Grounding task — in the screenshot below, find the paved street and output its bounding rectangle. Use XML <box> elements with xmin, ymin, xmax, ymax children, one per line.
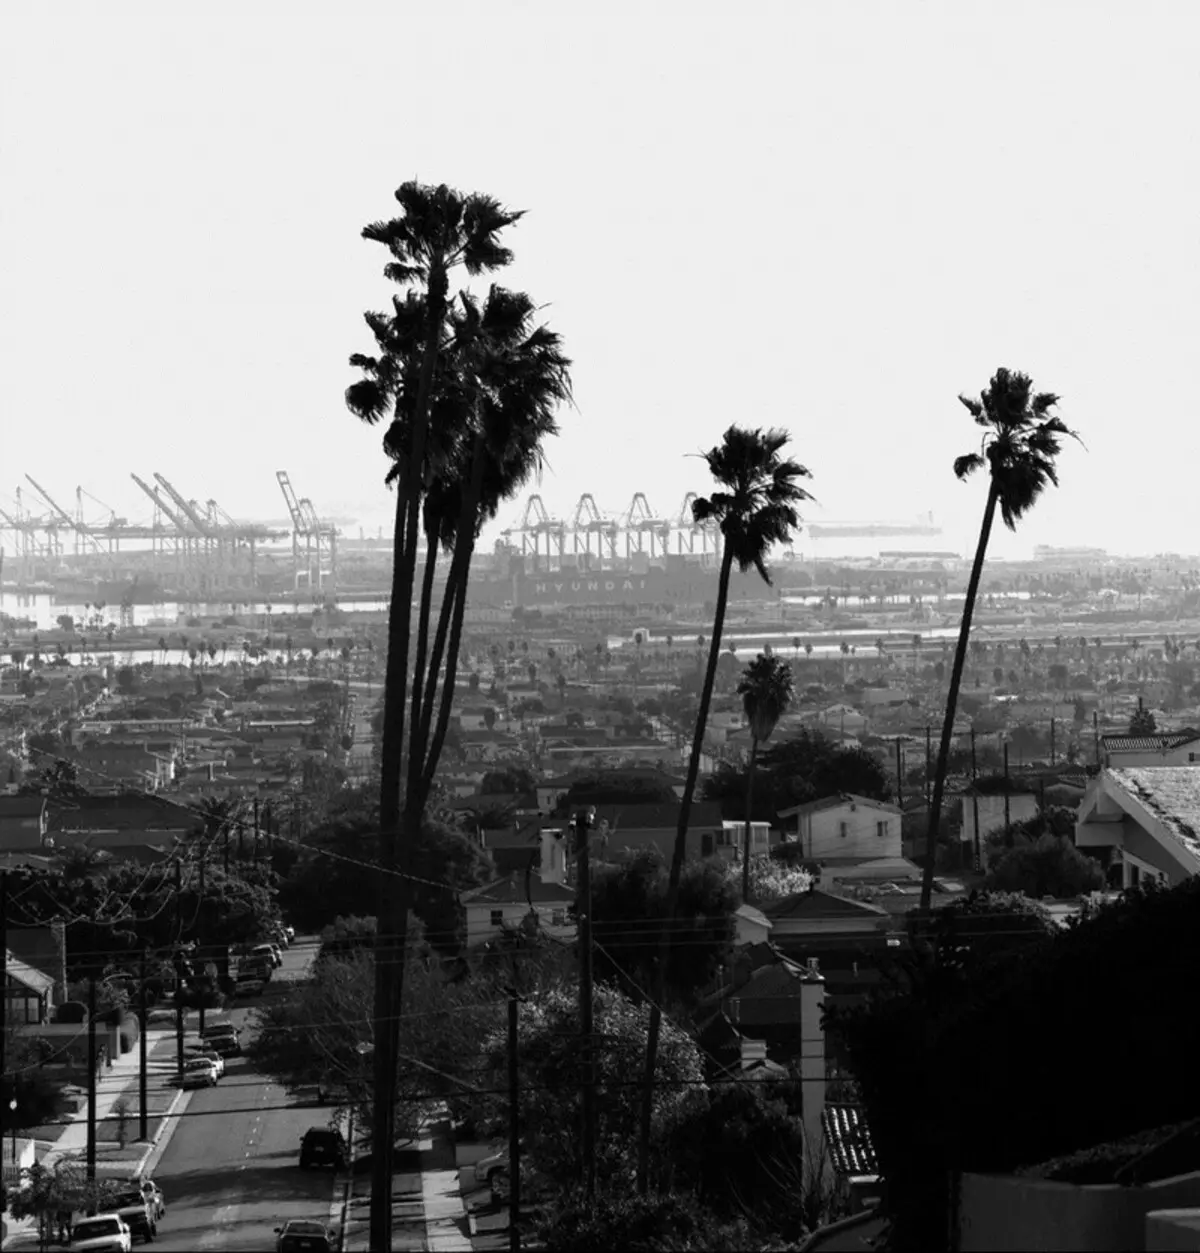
<box><xmin>149</xmin><ymin>939</ymin><xmax>341</xmax><ymax>1251</ymax></box>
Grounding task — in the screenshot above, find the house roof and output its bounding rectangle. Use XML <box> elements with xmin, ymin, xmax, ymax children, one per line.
<box><xmin>462</xmin><ymin>873</ymin><xmax>575</xmax><ymax>906</ymax></box>
<box><xmin>763</xmin><ymin>888</ymin><xmax>889</xmax><ymax>921</ymax></box>
<box><xmin>822</xmin><ymin>856</ymin><xmax>922</xmax><ymax>882</ymax></box>
<box><xmin>4</xmin><ymin>952</ymin><xmax>55</xmax><ymax>996</ymax></box>
<box><xmin>1106</xmin><ymin>767</ymin><xmax>1200</xmax><ymax>864</ymax></box>
<box><xmin>593</xmin><ymin>801</ymin><xmax>723</xmax><ymax>830</ymax></box>
<box><xmin>821</xmin><ymin>1104</ymin><xmax>879</xmax><ymax>1179</ymax></box>
<box><xmin>734</xmin><ymin>903</ymin><xmax>773</xmax><ymax>930</ymax></box>
<box><xmin>778</xmin><ymin>793</ymin><xmax>903</xmax><ymax>820</ymax></box>
<box><xmin>47</xmin><ymin>793</ymin><xmax>201</xmax><ymax>832</ymax></box>
<box><xmin>1101</xmin><ymin>732</ymin><xmax>1200</xmax><ymax>752</ymax></box>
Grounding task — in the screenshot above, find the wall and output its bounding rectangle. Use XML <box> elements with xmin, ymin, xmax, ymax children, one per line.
<box><xmin>957</xmin><ymin>1169</ymin><xmax>1200</xmax><ymax>1253</ymax></box>
<box><xmin>1105</xmin><ymin>746</ymin><xmax>1200</xmax><ymax>768</ymax></box>
<box><xmin>464</xmin><ymin>902</ymin><xmax>573</xmax><ymax>948</ymax></box>
<box><xmin>798</xmin><ymin>804</ymin><xmax>901</xmax><ymax>861</ymax></box>
<box><xmin>960</xmin><ymin>793</ymin><xmax>1040</xmax><ymax>846</ymax></box>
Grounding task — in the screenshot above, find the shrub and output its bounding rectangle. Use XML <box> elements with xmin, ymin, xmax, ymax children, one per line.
<box><xmin>539</xmin><ymin>1192</ymin><xmax>760</xmax><ymax>1252</ymax></box>
<box><xmin>53</xmin><ymin>1001</ymin><xmax>88</xmax><ymax>1025</ymax></box>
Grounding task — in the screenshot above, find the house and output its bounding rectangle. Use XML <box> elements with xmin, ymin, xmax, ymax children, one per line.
<box><xmin>460</xmin><ymin>827</ymin><xmax>576</xmax><ymax>946</ymax></box>
<box><xmin>4</xmin><ymin>951</ymin><xmax>57</xmax><ymax>1024</ymax></box>
<box><xmin>816</xmin><ymin>705</ymin><xmax>868</xmax><ymax>734</ymax></box>
<box><xmin>478</xmin><ymin>821</ymin><xmax>543</xmax><ymax>875</ymax></box>
<box><xmin>589</xmin><ymin>801</ymin><xmax>725</xmax><ymax>861</ymax></box>
<box><xmin>1075</xmin><ymin>767</ymin><xmax>1200</xmax><ymax>888</ymax></box>
<box><xmin>5</xmin><ymin>925</ymin><xmax>66</xmax><ymax>1006</ymax></box>
<box><xmin>762</xmin><ymin>888</ymin><xmax>893</xmax><ymax>946</ymax></box>
<box><xmin>957</xmin><ymin>787</ymin><xmax>1040</xmax><ymax>847</ymax></box>
<box><xmin>46</xmin><ymin>793</ymin><xmax>201</xmax><ymax>860</ymax></box>
<box><xmin>68</xmin><ymin>743</ymin><xmax>174</xmax><ymax>790</ymax></box>
<box><xmin>0</xmin><ymin>796</ymin><xmax>48</xmax><ymax>852</ymax></box>
<box><xmin>777</xmin><ymin>794</ymin><xmax>904</xmax><ymax>861</ymax></box>
<box><xmin>1098</xmin><ymin>730</ymin><xmax>1200</xmax><ymax>768</ymax></box>
<box><xmin>457</xmin><ymin>707</ymin><xmax>501</xmax><ymax>732</ymax></box>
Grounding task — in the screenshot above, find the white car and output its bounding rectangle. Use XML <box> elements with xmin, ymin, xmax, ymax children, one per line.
<box><xmin>186</xmin><ymin>1044</ymin><xmax>224</xmax><ymax>1077</ymax></box>
<box><xmin>181</xmin><ymin>1057</ymin><xmax>220</xmax><ymax>1088</ymax></box>
<box><xmin>68</xmin><ymin>1213</ymin><xmax>132</xmax><ymax>1252</ymax></box>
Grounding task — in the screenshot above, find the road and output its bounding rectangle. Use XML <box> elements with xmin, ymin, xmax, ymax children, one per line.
<box><xmin>149</xmin><ymin>939</ymin><xmax>341</xmax><ymax>1252</ymax></box>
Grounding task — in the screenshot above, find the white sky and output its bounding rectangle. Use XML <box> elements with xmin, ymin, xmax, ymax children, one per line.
<box><xmin>2</xmin><ymin>2</ymin><xmax>1197</xmax><ymax>561</ymax></box>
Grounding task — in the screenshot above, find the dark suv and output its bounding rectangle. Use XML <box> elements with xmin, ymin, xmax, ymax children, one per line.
<box><xmin>299</xmin><ymin>1127</ymin><xmax>348</xmax><ymax>1171</ymax></box>
<box><xmin>202</xmin><ymin>1024</ymin><xmax>241</xmax><ymax>1057</ymax></box>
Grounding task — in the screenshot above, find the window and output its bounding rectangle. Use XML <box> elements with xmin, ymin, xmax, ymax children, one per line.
<box><xmin>839</xmin><ymin>821</ymin><xmax>848</xmax><ymax>839</ymax></box>
<box><xmin>489</xmin><ymin>910</ymin><xmax>504</xmax><ymax>927</ymax></box>
<box><xmin>877</xmin><ymin>820</ymin><xmax>889</xmax><ymax>838</ymax></box>
<box><xmin>551</xmin><ymin>908</ymin><xmax>566</xmax><ymax>926</ymax></box>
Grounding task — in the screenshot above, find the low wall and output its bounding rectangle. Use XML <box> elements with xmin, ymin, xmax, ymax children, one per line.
<box><xmin>958</xmin><ymin>1170</ymin><xmax>1200</xmax><ymax>1252</ymax></box>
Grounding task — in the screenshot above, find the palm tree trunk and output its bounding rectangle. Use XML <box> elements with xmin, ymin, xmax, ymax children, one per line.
<box><xmin>406</xmin><ymin>530</ymin><xmax>440</xmax><ymax>798</ymax></box>
<box><xmin>742</xmin><ymin>737</ymin><xmax>759</xmax><ymax>903</ymax></box>
<box><xmin>919</xmin><ymin>480</ymin><xmax>999</xmax><ymax>912</ymax></box>
<box><xmin>371</xmin><ymin>262</ymin><xmax>447</xmax><ymax>1253</ymax></box>
<box><xmin>637</xmin><ymin>541</ymin><xmax>735</xmax><ymax>1194</ymax></box>
<box><xmin>422</xmin><ymin>537</ymin><xmax>476</xmax><ymax>800</ymax></box>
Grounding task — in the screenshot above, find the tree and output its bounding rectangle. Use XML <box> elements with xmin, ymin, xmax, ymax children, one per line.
<box><xmin>640</xmin><ymin>425</ymin><xmax>812</xmax><ymax>1193</ymax></box>
<box><xmin>1129</xmin><ymin>705</ymin><xmax>1157</xmax><ymax>736</ymax></box>
<box><xmin>736</xmin><ymin>654</ymin><xmax>794</xmax><ymax>901</ymax></box>
<box><xmin>590</xmin><ymin>854</ymin><xmax>738</xmax><ymax>1004</ymax></box>
<box><xmin>344</xmin><ymin>180</ymin><xmax>571</xmax><ymax>1247</ymax></box>
<box><xmin>985</xmin><ymin>834</ymin><xmax>1105</xmax><ymax>898</ymax></box>
<box><xmin>470</xmin><ymin>984</ymin><xmax>704</xmax><ymax>1193</ymax></box>
<box><xmin>480</xmin><ymin>766</ymin><xmax>536</xmax><ymax>796</ymax></box>
<box><xmin>921</xmin><ymin>369</ymin><xmax>1078</xmax><ymax>912</ymax></box>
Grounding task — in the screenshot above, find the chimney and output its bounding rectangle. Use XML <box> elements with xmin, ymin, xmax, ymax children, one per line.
<box><xmin>540</xmin><ymin>826</ymin><xmax>565</xmax><ymax>885</ymax></box>
<box><xmin>799</xmin><ymin>959</ymin><xmax>827</xmax><ymax>1180</ymax></box>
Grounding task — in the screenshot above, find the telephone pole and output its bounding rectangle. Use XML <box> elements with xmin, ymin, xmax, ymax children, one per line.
<box><xmin>894</xmin><ymin>738</ymin><xmax>904</xmax><ymax>808</ymax></box>
<box><xmin>573</xmin><ymin>806</ymin><xmax>597</xmax><ymax>1202</ymax></box>
<box><xmin>139</xmin><ymin>949</ymin><xmax>149</xmax><ymax>1141</ymax></box>
<box><xmin>924</xmin><ymin>725</ymin><xmax>932</xmax><ymax>806</ymax></box>
<box><xmin>507</xmin><ymin>984</ymin><xmax>524</xmax><ymax>1253</ymax></box>
<box><xmin>1003</xmin><ymin>742</ymin><xmax>1012</xmax><ymax>830</ymax></box>
<box><xmin>1</xmin><ymin>870</ymin><xmax>7</xmax><ymax>1212</ymax></box>
<box><xmin>197</xmin><ymin>857</ymin><xmax>207</xmax><ymax>1037</ymax></box>
<box><xmin>969</xmin><ymin>729</ymin><xmax>981</xmax><ymax>871</ymax></box>
<box><xmin>174</xmin><ymin>860</ymin><xmax>185</xmax><ymax>1081</ymax></box>
<box><xmin>86</xmin><ymin>976</ymin><xmax>97</xmax><ymax>1182</ymax></box>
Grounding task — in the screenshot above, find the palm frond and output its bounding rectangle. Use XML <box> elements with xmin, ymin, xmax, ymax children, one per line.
<box><xmin>953</xmin><ymin>453</ymin><xmax>984</xmax><ymax>480</ymax></box>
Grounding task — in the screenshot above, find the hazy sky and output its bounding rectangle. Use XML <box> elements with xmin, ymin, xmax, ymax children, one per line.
<box><xmin>2</xmin><ymin>2</ymin><xmax>1197</xmax><ymax>562</ymax></box>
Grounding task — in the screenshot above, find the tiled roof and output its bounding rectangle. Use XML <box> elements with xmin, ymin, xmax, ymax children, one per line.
<box><xmin>822</xmin><ymin>1104</ymin><xmax>879</xmax><ymax>1178</ymax></box>
<box><xmin>1108</xmin><ymin>767</ymin><xmax>1200</xmax><ymax>863</ymax></box>
<box><xmin>593</xmin><ymin>802</ymin><xmax>723</xmax><ymax>830</ymax></box>
<box><xmin>1102</xmin><ymin>732</ymin><xmax>1200</xmax><ymax>752</ymax></box>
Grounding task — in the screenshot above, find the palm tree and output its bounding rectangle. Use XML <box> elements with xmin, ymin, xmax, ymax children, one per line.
<box><xmin>345</xmin><ymin>181</ymin><xmax>567</xmax><ymax>1251</ymax></box>
<box><xmin>637</xmin><ymin>425</ymin><xmax>812</xmax><ymax>1193</ymax></box>
<box><xmin>920</xmin><ymin>368</ymin><xmax>1078</xmax><ymax>911</ymax></box>
<box><xmin>737</xmin><ymin>653</ymin><xmax>793</xmax><ymax>900</ymax></box>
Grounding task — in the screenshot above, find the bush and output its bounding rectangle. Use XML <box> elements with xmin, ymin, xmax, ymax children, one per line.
<box><xmin>539</xmin><ymin>1192</ymin><xmax>760</xmax><ymax>1252</ymax></box>
<box><xmin>53</xmin><ymin>1001</ymin><xmax>88</xmax><ymax>1025</ymax></box>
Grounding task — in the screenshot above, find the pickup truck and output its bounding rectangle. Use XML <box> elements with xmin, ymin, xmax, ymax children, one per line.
<box><xmin>111</xmin><ymin>1187</ymin><xmax>158</xmax><ymax>1244</ymax></box>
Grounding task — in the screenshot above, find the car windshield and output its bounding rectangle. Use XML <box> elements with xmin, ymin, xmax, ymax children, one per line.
<box><xmin>287</xmin><ymin>1221</ymin><xmax>326</xmax><ymax>1234</ymax></box>
<box><xmin>185</xmin><ymin>1059</ymin><xmax>211</xmax><ymax>1069</ymax></box>
<box><xmin>305</xmin><ymin>1130</ymin><xmax>338</xmax><ymax>1144</ymax></box>
<box><xmin>74</xmin><ymin>1219</ymin><xmax>120</xmax><ymax>1238</ymax></box>
<box><xmin>116</xmin><ymin>1190</ymin><xmax>143</xmax><ymax>1205</ymax></box>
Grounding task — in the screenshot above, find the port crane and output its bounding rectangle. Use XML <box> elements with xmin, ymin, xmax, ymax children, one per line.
<box><xmin>569</xmin><ymin>494</ymin><xmax>619</xmax><ymax>564</ymax></box>
<box><xmin>622</xmin><ymin>493</ymin><xmax>672</xmax><ymax>560</ymax></box>
<box><xmin>501</xmin><ymin>494</ymin><xmax>566</xmax><ymax>567</ymax></box>
<box><xmin>275</xmin><ymin>470</ymin><xmax>338</xmax><ymax>593</ymax></box>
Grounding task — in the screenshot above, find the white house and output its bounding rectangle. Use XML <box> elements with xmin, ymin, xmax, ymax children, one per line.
<box><xmin>1075</xmin><ymin>767</ymin><xmax>1200</xmax><ymax>888</ymax></box>
<box><xmin>1099</xmin><ymin>730</ymin><xmax>1200</xmax><ymax>769</ymax></box>
<box><xmin>816</xmin><ymin>705</ymin><xmax>868</xmax><ymax>735</ymax></box>
<box><xmin>958</xmin><ymin>790</ymin><xmax>1041</xmax><ymax>847</ymax></box>
<box><xmin>777</xmin><ymin>794</ymin><xmax>903</xmax><ymax>861</ymax></box>
<box><xmin>459</xmin><ymin>827</ymin><xmax>576</xmax><ymax>946</ymax></box>
<box><xmin>721</xmin><ymin>820</ymin><xmax>772</xmax><ymax>858</ymax></box>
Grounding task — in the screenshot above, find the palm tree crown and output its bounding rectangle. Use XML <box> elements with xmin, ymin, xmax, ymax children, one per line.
<box><xmin>738</xmin><ymin>653</ymin><xmax>794</xmax><ymax>744</ymax></box>
<box><xmin>693</xmin><ymin>426</ymin><xmax>814</xmax><ymax>580</ymax></box>
<box><xmin>953</xmin><ymin>367</ymin><xmax>1078</xmax><ymax>529</ymax></box>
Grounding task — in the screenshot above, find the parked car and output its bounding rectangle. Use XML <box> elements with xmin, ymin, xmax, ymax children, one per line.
<box><xmin>234</xmin><ymin>977</ymin><xmax>265</xmax><ymax>998</ymax></box>
<box><xmin>68</xmin><ymin>1214</ymin><xmax>132</xmax><ymax>1252</ymax></box>
<box><xmin>202</xmin><ymin>1022</ymin><xmax>242</xmax><ymax>1054</ymax></box>
<box><xmin>298</xmin><ymin>1127</ymin><xmax>348</xmax><ymax>1171</ymax></box>
<box><xmin>181</xmin><ymin>1057</ymin><xmax>220</xmax><ymax>1088</ymax></box>
<box><xmin>111</xmin><ymin>1187</ymin><xmax>158</xmax><ymax>1244</ymax></box>
<box><xmin>275</xmin><ymin>1219</ymin><xmax>334</xmax><ymax>1252</ymax></box>
<box><xmin>184</xmin><ymin>1044</ymin><xmax>224</xmax><ymax>1077</ymax></box>
<box><xmin>251</xmin><ymin>943</ymin><xmax>283</xmax><ymax>970</ymax></box>
<box><xmin>132</xmin><ymin>1178</ymin><xmax>166</xmax><ymax>1221</ymax></box>
<box><xmin>474</xmin><ymin>1147</ymin><xmax>510</xmax><ymax>1188</ymax></box>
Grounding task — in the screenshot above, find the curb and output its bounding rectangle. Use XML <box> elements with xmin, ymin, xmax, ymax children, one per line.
<box><xmin>135</xmin><ymin>1084</ymin><xmax>196</xmax><ymax>1179</ymax></box>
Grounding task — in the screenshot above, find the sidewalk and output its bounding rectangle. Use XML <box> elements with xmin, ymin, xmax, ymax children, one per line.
<box><xmin>342</xmin><ymin>1119</ymin><xmax>472</xmax><ymax>1252</ymax></box>
<box><xmin>2</xmin><ymin>1029</ymin><xmax>191</xmax><ymax>1249</ymax></box>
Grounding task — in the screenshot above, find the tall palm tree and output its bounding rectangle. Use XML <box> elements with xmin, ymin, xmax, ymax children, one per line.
<box><xmin>346</xmin><ymin>186</ymin><xmax>567</xmax><ymax>1251</ymax></box>
<box><xmin>920</xmin><ymin>368</ymin><xmax>1078</xmax><ymax>911</ymax></box>
<box><xmin>637</xmin><ymin>425</ymin><xmax>812</xmax><ymax>1192</ymax></box>
<box><xmin>737</xmin><ymin>653</ymin><xmax>794</xmax><ymax>900</ymax></box>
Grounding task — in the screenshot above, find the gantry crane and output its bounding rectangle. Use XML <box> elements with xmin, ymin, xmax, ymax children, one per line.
<box><xmin>569</xmin><ymin>494</ymin><xmax>619</xmax><ymax>565</ymax></box>
<box><xmin>130</xmin><ymin>473</ymin><xmax>203</xmax><ymax>591</ymax></box>
<box><xmin>275</xmin><ymin>470</ymin><xmax>337</xmax><ymax>594</ymax></box>
<box><xmin>674</xmin><ymin>490</ymin><xmax>720</xmax><ymax>557</ymax></box>
<box><xmin>621</xmin><ymin>493</ymin><xmax>672</xmax><ymax>560</ymax></box>
<box><xmin>501</xmin><ymin>494</ymin><xmax>566</xmax><ymax>568</ymax></box>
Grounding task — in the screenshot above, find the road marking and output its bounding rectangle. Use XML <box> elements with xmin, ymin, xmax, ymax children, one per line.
<box><xmin>197</xmin><ymin>1203</ymin><xmax>239</xmax><ymax>1249</ymax></box>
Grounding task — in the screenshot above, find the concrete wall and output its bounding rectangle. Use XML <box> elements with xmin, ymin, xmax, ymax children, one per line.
<box><xmin>957</xmin><ymin>1169</ymin><xmax>1200</xmax><ymax>1252</ymax></box>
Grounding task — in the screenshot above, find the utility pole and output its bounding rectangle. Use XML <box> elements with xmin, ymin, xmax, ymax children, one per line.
<box><xmin>1050</xmin><ymin>717</ymin><xmax>1056</xmax><ymax>766</ymax></box>
<box><xmin>197</xmin><ymin>857</ymin><xmax>207</xmax><ymax>1038</ymax></box>
<box><xmin>86</xmin><ymin>976</ymin><xmax>97</xmax><ymax>1183</ymax></box>
<box><xmin>139</xmin><ymin>949</ymin><xmax>149</xmax><ymax>1141</ymax></box>
<box><xmin>894</xmin><ymin>737</ymin><xmax>904</xmax><ymax>808</ymax></box>
<box><xmin>174</xmin><ymin>860</ymin><xmax>184</xmax><ymax>1081</ymax></box>
<box><xmin>1094</xmin><ymin>710</ymin><xmax>1101</xmax><ymax>768</ymax></box>
<box><xmin>507</xmin><ymin>983</ymin><xmax>523</xmax><ymax>1253</ymax></box>
<box><xmin>924</xmin><ymin>725</ymin><xmax>932</xmax><ymax>807</ymax></box>
<box><xmin>969</xmin><ymin>729</ymin><xmax>981</xmax><ymax>872</ymax></box>
<box><xmin>573</xmin><ymin>806</ymin><xmax>597</xmax><ymax>1203</ymax></box>
<box><xmin>1</xmin><ymin>870</ymin><xmax>7</xmax><ymax>1213</ymax></box>
<box><xmin>223</xmin><ymin>815</ymin><xmax>231</xmax><ymax>874</ymax></box>
<box><xmin>252</xmin><ymin>797</ymin><xmax>260</xmax><ymax>864</ymax></box>
<box><xmin>1003</xmin><ymin>742</ymin><xmax>1011</xmax><ymax>830</ymax></box>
